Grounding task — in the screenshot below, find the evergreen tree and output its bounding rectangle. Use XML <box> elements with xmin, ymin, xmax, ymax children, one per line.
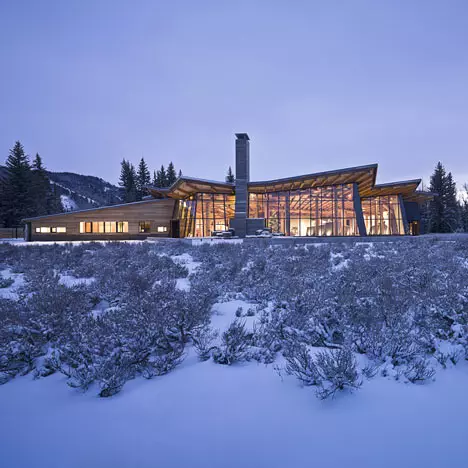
<box><xmin>166</xmin><ymin>162</ymin><xmax>177</xmax><ymax>186</ymax></box>
<box><xmin>226</xmin><ymin>166</ymin><xmax>235</xmax><ymax>183</ymax></box>
<box><xmin>119</xmin><ymin>159</ymin><xmax>137</xmax><ymax>203</ymax></box>
<box><xmin>136</xmin><ymin>158</ymin><xmax>151</xmax><ymax>200</ymax></box>
<box><xmin>0</xmin><ymin>141</ymin><xmax>35</xmax><ymax>227</ymax></box>
<box><xmin>428</xmin><ymin>162</ymin><xmax>460</xmax><ymax>233</ymax></box>
<box><xmin>178</xmin><ymin>169</ymin><xmax>182</xmax><ymax>178</ymax></box>
<box><xmin>444</xmin><ymin>172</ymin><xmax>460</xmax><ymax>232</ymax></box>
<box><xmin>428</xmin><ymin>162</ymin><xmax>446</xmax><ymax>233</ymax></box>
<box><xmin>153</xmin><ymin>170</ymin><xmax>157</xmax><ymax>185</ymax></box>
<box><xmin>460</xmin><ymin>184</ymin><xmax>468</xmax><ymax>232</ymax></box>
<box><xmin>156</xmin><ymin>165</ymin><xmax>167</xmax><ymax>187</ymax></box>
<box><xmin>31</xmin><ymin>154</ymin><xmax>51</xmax><ymax>216</ymax></box>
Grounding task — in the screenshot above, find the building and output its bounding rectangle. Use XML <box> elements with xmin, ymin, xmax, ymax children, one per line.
<box><xmin>23</xmin><ymin>133</ymin><xmax>434</xmax><ymax>241</ymax></box>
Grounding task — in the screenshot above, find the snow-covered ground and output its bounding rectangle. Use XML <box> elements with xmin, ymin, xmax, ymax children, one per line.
<box><xmin>1</xmin><ymin>355</ymin><xmax>467</xmax><ymax>468</ymax></box>
<box><xmin>60</xmin><ymin>194</ymin><xmax>79</xmax><ymax>211</ymax></box>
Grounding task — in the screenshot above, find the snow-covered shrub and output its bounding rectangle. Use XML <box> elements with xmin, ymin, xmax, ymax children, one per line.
<box><xmin>404</xmin><ymin>358</ymin><xmax>435</xmax><ymax>383</ymax></box>
<box><xmin>0</xmin><ymin>277</ymin><xmax>14</xmax><ymax>288</ymax></box>
<box><xmin>314</xmin><ymin>348</ymin><xmax>362</xmax><ymax>399</ymax></box>
<box><xmin>192</xmin><ymin>326</ymin><xmax>219</xmax><ymax>361</ymax></box>
<box><xmin>213</xmin><ymin>319</ymin><xmax>251</xmax><ymax>365</ymax></box>
<box><xmin>283</xmin><ymin>343</ymin><xmax>319</xmax><ymax>386</ymax></box>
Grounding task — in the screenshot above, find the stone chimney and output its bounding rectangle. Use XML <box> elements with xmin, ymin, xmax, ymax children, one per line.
<box><xmin>232</xmin><ymin>133</ymin><xmax>250</xmax><ymax>237</ymax></box>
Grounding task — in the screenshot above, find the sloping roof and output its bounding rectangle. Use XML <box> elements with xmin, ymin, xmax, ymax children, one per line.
<box><xmin>147</xmin><ymin>176</ymin><xmax>235</xmax><ymax>199</ymax></box>
<box><xmin>146</xmin><ymin>165</ymin><xmax>433</xmax><ymax>202</ymax></box>
<box><xmin>248</xmin><ymin>164</ymin><xmax>378</xmax><ymax>195</ymax></box>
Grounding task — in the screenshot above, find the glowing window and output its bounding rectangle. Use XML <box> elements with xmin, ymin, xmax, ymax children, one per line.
<box><xmin>117</xmin><ymin>221</ymin><xmax>128</xmax><ymax>233</ymax></box>
<box><xmin>157</xmin><ymin>226</ymin><xmax>167</xmax><ymax>233</ymax></box>
<box><xmin>139</xmin><ymin>221</ymin><xmax>151</xmax><ymax>233</ymax></box>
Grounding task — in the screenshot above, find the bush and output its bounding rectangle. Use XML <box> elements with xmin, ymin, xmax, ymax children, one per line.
<box><xmin>314</xmin><ymin>348</ymin><xmax>362</xmax><ymax>399</ymax></box>
<box><xmin>213</xmin><ymin>319</ymin><xmax>250</xmax><ymax>365</ymax></box>
<box><xmin>0</xmin><ymin>277</ymin><xmax>14</xmax><ymax>289</ymax></box>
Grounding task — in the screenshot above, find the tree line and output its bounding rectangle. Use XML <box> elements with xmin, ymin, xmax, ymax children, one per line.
<box><xmin>119</xmin><ymin>159</ymin><xmax>236</xmax><ymax>203</ymax></box>
<box><xmin>425</xmin><ymin>161</ymin><xmax>468</xmax><ymax>233</ymax></box>
<box><xmin>119</xmin><ymin>158</ymin><xmax>182</xmax><ymax>203</ymax></box>
<box><xmin>0</xmin><ymin>141</ymin><xmax>62</xmax><ymax>228</ymax></box>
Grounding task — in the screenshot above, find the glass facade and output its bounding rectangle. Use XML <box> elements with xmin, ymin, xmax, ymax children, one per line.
<box><xmin>248</xmin><ymin>184</ymin><xmax>359</xmax><ymax>236</ymax></box>
<box><xmin>361</xmin><ymin>195</ymin><xmax>405</xmax><ymax>235</ymax></box>
<box><xmin>179</xmin><ymin>193</ymin><xmax>235</xmax><ymax>237</ymax></box>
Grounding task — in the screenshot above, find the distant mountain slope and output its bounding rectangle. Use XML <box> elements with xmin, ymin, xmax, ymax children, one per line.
<box><xmin>47</xmin><ymin>171</ymin><xmax>123</xmax><ymax>211</ymax></box>
<box><xmin>0</xmin><ymin>165</ymin><xmax>123</xmax><ymax>211</ymax></box>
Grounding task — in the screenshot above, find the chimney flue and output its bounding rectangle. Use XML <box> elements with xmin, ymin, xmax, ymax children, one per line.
<box><xmin>232</xmin><ymin>133</ymin><xmax>250</xmax><ymax>237</ymax></box>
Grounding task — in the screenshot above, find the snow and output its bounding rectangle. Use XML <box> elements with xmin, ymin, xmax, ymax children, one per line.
<box><xmin>211</xmin><ymin>299</ymin><xmax>258</xmax><ymax>332</ymax></box>
<box><xmin>60</xmin><ymin>194</ymin><xmax>79</xmax><ymax>211</ymax></box>
<box><xmin>1</xmin><ymin>356</ymin><xmax>468</xmax><ymax>468</ymax></box>
<box><xmin>0</xmin><ymin>268</ymin><xmax>24</xmax><ymax>300</ymax></box>
<box><xmin>59</xmin><ymin>274</ymin><xmax>95</xmax><ymax>287</ymax></box>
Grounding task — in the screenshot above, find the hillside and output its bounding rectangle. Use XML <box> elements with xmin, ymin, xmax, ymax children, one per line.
<box><xmin>47</xmin><ymin>171</ymin><xmax>123</xmax><ymax>211</ymax></box>
<box><xmin>0</xmin><ymin>165</ymin><xmax>123</xmax><ymax>211</ymax></box>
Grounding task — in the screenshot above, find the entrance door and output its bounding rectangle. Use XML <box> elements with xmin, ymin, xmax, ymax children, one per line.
<box><xmin>171</xmin><ymin>220</ymin><xmax>180</xmax><ymax>238</ymax></box>
<box><xmin>410</xmin><ymin>221</ymin><xmax>420</xmax><ymax>236</ymax></box>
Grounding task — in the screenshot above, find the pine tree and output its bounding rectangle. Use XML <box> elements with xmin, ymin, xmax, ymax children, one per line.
<box><xmin>31</xmin><ymin>154</ymin><xmax>50</xmax><ymax>216</ymax></box>
<box><xmin>428</xmin><ymin>162</ymin><xmax>460</xmax><ymax>233</ymax></box>
<box><xmin>178</xmin><ymin>169</ymin><xmax>182</xmax><ymax>178</ymax></box>
<box><xmin>0</xmin><ymin>141</ymin><xmax>35</xmax><ymax>227</ymax></box>
<box><xmin>136</xmin><ymin>158</ymin><xmax>151</xmax><ymax>200</ymax></box>
<box><xmin>156</xmin><ymin>165</ymin><xmax>167</xmax><ymax>188</ymax></box>
<box><xmin>166</xmin><ymin>162</ymin><xmax>177</xmax><ymax>186</ymax></box>
<box><xmin>428</xmin><ymin>162</ymin><xmax>445</xmax><ymax>233</ymax></box>
<box><xmin>444</xmin><ymin>172</ymin><xmax>460</xmax><ymax>232</ymax></box>
<box><xmin>460</xmin><ymin>185</ymin><xmax>468</xmax><ymax>232</ymax></box>
<box><xmin>119</xmin><ymin>159</ymin><xmax>137</xmax><ymax>203</ymax></box>
<box><xmin>153</xmin><ymin>170</ymin><xmax>157</xmax><ymax>185</ymax></box>
<box><xmin>226</xmin><ymin>166</ymin><xmax>235</xmax><ymax>183</ymax></box>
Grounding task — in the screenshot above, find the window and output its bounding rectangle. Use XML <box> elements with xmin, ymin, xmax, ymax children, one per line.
<box><xmin>117</xmin><ymin>221</ymin><xmax>128</xmax><ymax>233</ymax></box>
<box><xmin>361</xmin><ymin>196</ymin><xmax>405</xmax><ymax>235</ymax></box>
<box><xmin>157</xmin><ymin>226</ymin><xmax>168</xmax><ymax>233</ymax></box>
<box><xmin>50</xmin><ymin>227</ymin><xmax>67</xmax><ymax>233</ymax></box>
<box><xmin>35</xmin><ymin>226</ymin><xmax>66</xmax><ymax>234</ymax></box>
<box><xmin>105</xmin><ymin>221</ymin><xmax>116</xmax><ymax>233</ymax></box>
<box><xmin>139</xmin><ymin>221</ymin><xmax>151</xmax><ymax>233</ymax></box>
<box><xmin>80</xmin><ymin>221</ymin><xmax>127</xmax><ymax>233</ymax></box>
<box><xmin>179</xmin><ymin>193</ymin><xmax>235</xmax><ymax>237</ymax></box>
<box><xmin>248</xmin><ymin>184</ymin><xmax>359</xmax><ymax>236</ymax></box>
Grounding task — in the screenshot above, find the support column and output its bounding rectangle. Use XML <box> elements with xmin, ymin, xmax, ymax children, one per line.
<box><xmin>353</xmin><ymin>183</ymin><xmax>367</xmax><ymax>236</ymax></box>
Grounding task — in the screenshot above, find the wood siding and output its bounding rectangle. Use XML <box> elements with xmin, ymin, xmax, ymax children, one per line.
<box><xmin>29</xmin><ymin>199</ymin><xmax>176</xmax><ymax>241</ymax></box>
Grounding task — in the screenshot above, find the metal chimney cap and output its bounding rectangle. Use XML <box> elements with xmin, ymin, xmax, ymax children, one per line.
<box><xmin>235</xmin><ymin>133</ymin><xmax>250</xmax><ymax>140</ymax></box>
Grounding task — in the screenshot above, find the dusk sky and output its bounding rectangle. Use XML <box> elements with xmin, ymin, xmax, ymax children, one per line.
<box><xmin>1</xmin><ymin>0</ymin><xmax>467</xmax><ymax>187</ymax></box>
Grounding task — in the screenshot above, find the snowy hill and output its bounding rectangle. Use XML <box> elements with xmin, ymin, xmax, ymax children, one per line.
<box><xmin>0</xmin><ymin>165</ymin><xmax>123</xmax><ymax>211</ymax></box>
<box><xmin>48</xmin><ymin>171</ymin><xmax>123</xmax><ymax>211</ymax></box>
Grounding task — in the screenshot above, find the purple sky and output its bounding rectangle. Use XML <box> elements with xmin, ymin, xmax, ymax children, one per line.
<box><xmin>1</xmin><ymin>0</ymin><xmax>467</xmax><ymax>187</ymax></box>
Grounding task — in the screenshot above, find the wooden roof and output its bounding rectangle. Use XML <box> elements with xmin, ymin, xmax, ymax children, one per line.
<box><xmin>248</xmin><ymin>164</ymin><xmax>378</xmax><ymax>195</ymax></box>
<box><xmin>147</xmin><ymin>165</ymin><xmax>434</xmax><ymax>203</ymax></box>
<box><xmin>147</xmin><ymin>177</ymin><xmax>234</xmax><ymax>199</ymax></box>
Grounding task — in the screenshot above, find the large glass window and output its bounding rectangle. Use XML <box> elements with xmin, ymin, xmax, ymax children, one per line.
<box><xmin>361</xmin><ymin>195</ymin><xmax>405</xmax><ymax>235</ymax></box>
<box><xmin>179</xmin><ymin>193</ymin><xmax>235</xmax><ymax>237</ymax></box>
<box><xmin>248</xmin><ymin>184</ymin><xmax>359</xmax><ymax>236</ymax></box>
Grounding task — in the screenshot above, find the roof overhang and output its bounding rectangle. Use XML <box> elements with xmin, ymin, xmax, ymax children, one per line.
<box><xmin>248</xmin><ymin>164</ymin><xmax>378</xmax><ymax>195</ymax></box>
<box><xmin>147</xmin><ymin>177</ymin><xmax>234</xmax><ymax>199</ymax></box>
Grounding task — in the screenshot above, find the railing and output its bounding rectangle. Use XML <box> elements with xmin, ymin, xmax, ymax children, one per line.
<box><xmin>0</xmin><ymin>226</ymin><xmax>23</xmax><ymax>239</ymax></box>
